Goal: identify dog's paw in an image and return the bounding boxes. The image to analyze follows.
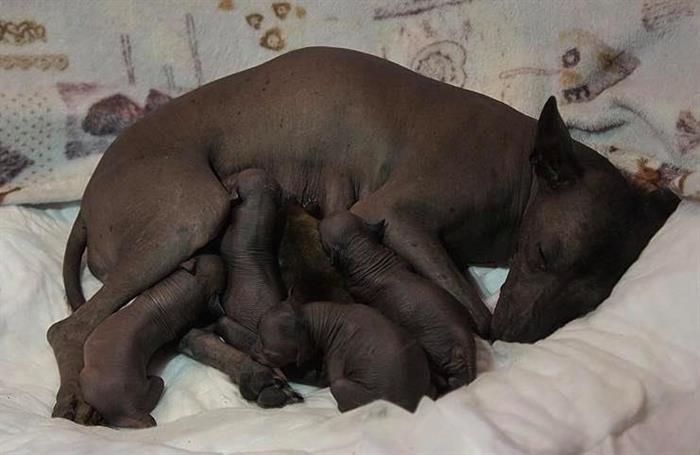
[52,384,104,426]
[430,343,476,395]
[256,377,304,408]
[239,358,303,407]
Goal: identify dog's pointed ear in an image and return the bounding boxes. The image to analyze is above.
[530,96,582,189]
[364,219,386,242]
[636,186,681,230]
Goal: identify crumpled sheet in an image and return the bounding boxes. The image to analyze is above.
[0,202,698,454]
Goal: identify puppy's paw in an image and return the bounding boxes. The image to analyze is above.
[437,344,476,393]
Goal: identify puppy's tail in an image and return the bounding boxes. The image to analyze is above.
[63,211,87,311]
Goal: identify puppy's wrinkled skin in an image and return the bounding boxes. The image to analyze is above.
[319,211,476,392]
[278,204,354,304]
[51,47,679,422]
[219,168,286,330]
[217,172,432,411]
[254,302,432,412]
[178,203,343,406]
[216,169,303,406]
[79,255,224,428]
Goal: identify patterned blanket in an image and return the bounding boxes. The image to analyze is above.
[1,0,699,204]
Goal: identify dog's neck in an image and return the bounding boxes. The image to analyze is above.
[510,155,538,258]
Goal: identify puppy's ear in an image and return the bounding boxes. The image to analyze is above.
[229,185,241,204]
[179,257,198,274]
[296,340,308,368]
[292,309,311,368]
[320,240,340,267]
[531,96,582,189]
[364,219,386,242]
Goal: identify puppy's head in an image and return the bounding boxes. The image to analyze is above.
[253,303,309,368]
[318,211,385,263]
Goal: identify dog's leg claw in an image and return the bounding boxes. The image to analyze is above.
[256,377,304,408]
[52,384,104,426]
[239,359,303,408]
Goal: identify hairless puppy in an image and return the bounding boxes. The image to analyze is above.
[215,169,435,411]
[79,254,224,428]
[278,204,354,305]
[253,301,432,412]
[178,199,348,404]
[214,169,306,406]
[319,211,477,392]
[219,169,287,333]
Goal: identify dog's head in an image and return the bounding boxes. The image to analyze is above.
[490,97,679,342]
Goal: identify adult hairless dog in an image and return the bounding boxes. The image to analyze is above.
[48,46,679,422]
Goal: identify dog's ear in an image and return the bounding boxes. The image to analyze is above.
[530,96,582,189]
[635,186,681,232]
[293,313,311,368]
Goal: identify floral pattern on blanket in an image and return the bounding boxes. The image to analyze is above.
[57,83,176,160]
[1,0,699,204]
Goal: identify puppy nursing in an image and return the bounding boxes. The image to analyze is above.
[255,301,432,412]
[80,255,224,428]
[319,212,477,392]
[219,169,439,412]
[79,168,477,425]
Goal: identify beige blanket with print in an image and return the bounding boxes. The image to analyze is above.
[1,0,699,204]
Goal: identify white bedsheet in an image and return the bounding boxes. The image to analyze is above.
[0,202,698,454]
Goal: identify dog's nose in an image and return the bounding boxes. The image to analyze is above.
[489,305,513,341]
[490,305,531,342]
[491,313,543,343]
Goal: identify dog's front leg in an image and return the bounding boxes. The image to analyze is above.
[179,327,302,408]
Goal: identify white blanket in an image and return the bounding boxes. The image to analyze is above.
[0,202,698,454]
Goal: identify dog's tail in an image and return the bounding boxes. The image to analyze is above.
[63,211,87,311]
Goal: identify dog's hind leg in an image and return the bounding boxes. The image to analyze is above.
[47,178,230,424]
[48,280,151,424]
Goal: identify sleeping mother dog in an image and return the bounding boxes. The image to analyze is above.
[47,47,678,423]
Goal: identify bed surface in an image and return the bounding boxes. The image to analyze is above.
[0,202,698,454]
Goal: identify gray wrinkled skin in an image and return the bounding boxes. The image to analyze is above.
[80,255,224,428]
[319,211,476,393]
[254,302,432,412]
[217,169,431,411]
